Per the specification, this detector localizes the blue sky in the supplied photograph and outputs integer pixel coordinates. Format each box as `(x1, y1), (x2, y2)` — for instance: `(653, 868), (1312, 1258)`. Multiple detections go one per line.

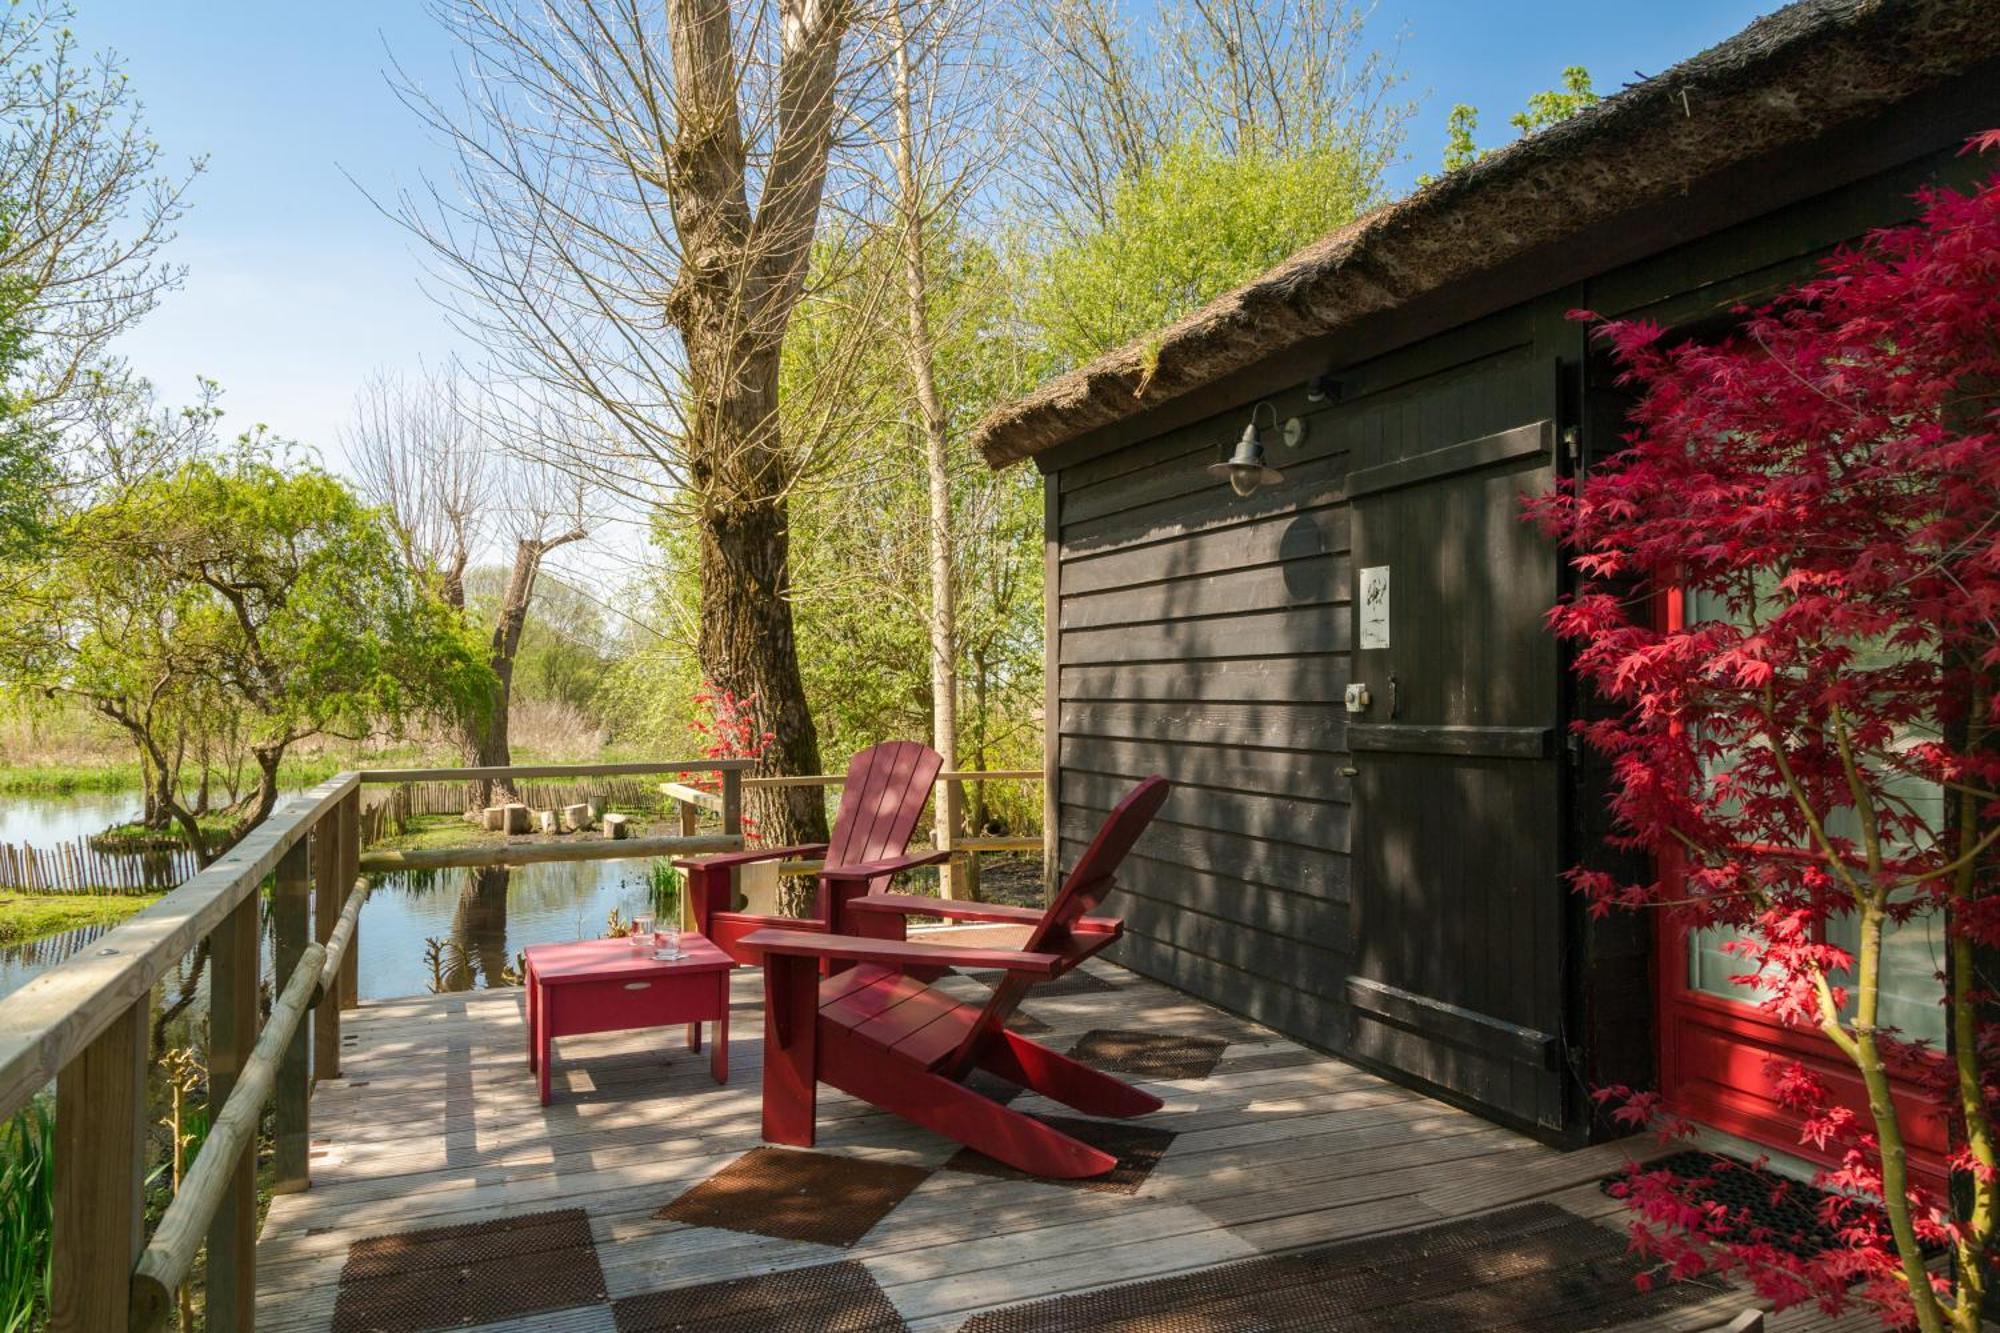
(87, 0), (1775, 476)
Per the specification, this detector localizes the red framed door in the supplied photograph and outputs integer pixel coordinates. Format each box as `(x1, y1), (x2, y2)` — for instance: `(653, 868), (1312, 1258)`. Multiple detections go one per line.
(1651, 587), (1951, 1182)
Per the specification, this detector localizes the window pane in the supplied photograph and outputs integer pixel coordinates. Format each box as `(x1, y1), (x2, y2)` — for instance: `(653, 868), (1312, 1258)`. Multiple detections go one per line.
(1824, 902), (1946, 1045)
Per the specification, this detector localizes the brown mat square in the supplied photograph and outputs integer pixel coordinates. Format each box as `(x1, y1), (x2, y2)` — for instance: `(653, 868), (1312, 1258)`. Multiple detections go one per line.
(656, 1148), (932, 1247)
(1068, 1029), (1228, 1081)
(958, 1202), (1721, 1331)
(332, 1207), (606, 1333)
(612, 1259), (906, 1331)
(943, 1114), (1177, 1195)
(1005, 1009), (1051, 1035)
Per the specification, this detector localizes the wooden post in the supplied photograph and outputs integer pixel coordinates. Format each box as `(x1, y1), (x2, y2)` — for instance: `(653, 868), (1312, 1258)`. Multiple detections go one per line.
(48, 1000), (147, 1333)
(205, 888), (260, 1331)
(935, 778), (962, 900)
(313, 809), (341, 1082)
(721, 767), (743, 908)
(273, 837), (311, 1193)
(338, 789), (360, 1011)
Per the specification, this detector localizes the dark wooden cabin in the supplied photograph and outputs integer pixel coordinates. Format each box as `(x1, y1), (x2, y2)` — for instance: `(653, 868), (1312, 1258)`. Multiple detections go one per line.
(972, 0), (2000, 1158)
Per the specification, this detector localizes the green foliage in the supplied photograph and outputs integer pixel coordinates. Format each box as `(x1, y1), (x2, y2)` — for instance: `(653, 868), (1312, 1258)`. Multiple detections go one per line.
(1440, 105), (1480, 174)
(6, 447), (491, 827)
(0, 1099), (53, 1333)
(1023, 135), (1380, 370)
(1429, 65), (1599, 179)
(0, 213), (51, 563)
(1508, 66), (1598, 136)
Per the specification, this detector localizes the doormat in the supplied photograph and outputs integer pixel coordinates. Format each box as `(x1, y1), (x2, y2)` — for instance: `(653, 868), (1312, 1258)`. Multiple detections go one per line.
(656, 1147), (932, 1247)
(612, 1259), (906, 1332)
(332, 1207), (606, 1333)
(1068, 1029), (1228, 1081)
(1599, 1149), (1929, 1262)
(958, 1202), (1721, 1331)
(943, 1114), (1176, 1195)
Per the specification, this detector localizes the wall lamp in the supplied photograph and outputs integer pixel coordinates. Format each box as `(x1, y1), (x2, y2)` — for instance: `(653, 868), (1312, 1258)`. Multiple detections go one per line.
(1208, 401), (1289, 498)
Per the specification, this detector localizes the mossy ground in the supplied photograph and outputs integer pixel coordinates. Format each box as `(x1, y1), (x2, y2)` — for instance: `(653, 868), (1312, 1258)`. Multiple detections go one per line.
(0, 891), (160, 944)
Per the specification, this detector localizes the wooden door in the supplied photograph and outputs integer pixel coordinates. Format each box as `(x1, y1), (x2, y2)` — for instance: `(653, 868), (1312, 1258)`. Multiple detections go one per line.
(1344, 414), (1568, 1132)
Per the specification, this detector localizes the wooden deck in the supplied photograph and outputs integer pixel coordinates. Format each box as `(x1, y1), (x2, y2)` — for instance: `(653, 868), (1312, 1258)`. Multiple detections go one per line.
(255, 951), (1871, 1332)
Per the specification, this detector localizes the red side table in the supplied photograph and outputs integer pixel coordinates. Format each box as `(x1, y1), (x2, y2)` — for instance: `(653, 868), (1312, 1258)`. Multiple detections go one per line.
(522, 933), (733, 1105)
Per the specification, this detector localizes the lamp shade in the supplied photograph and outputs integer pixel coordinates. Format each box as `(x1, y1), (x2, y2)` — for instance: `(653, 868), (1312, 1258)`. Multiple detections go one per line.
(1207, 421), (1285, 496)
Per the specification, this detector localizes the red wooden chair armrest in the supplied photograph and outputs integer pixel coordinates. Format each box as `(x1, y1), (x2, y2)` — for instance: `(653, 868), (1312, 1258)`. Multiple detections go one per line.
(740, 928), (1061, 977)
(672, 842), (830, 871)
(818, 850), (951, 882)
(848, 894), (1122, 936)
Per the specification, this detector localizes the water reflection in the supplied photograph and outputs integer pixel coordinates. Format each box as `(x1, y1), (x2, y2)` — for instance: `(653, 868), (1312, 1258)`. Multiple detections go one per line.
(0, 853), (672, 1004)
(355, 858), (668, 1001)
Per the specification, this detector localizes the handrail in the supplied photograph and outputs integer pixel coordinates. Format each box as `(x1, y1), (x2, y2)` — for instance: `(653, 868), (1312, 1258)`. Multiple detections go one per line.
(315, 878), (368, 1002)
(658, 766), (1048, 902)
(0, 754), (750, 1330)
(0, 772), (357, 1124)
(129, 938), (327, 1331)
(356, 759), (752, 783)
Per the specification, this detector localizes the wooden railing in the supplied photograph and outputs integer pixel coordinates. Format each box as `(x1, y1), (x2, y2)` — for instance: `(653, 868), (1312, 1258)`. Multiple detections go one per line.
(660, 768), (1044, 902)
(0, 758), (750, 1333)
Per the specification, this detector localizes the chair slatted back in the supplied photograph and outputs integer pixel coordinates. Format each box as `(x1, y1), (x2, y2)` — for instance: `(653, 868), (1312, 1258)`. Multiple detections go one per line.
(823, 740), (944, 877)
(943, 776), (1169, 1078)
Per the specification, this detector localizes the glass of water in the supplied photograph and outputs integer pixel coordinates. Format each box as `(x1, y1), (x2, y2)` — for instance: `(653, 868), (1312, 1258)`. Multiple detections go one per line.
(632, 913), (654, 950)
(655, 921), (683, 961)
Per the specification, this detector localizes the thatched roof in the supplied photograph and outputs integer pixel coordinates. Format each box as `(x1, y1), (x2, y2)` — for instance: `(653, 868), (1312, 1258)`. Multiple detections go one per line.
(974, 0), (2000, 468)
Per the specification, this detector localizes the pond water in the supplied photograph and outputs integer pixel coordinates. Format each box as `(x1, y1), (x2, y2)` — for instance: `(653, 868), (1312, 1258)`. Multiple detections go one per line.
(0, 790), (675, 1004)
(0, 790), (143, 845)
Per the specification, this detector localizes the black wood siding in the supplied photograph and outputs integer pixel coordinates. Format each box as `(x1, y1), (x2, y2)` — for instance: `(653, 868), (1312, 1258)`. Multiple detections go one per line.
(1041, 131), (1998, 1142)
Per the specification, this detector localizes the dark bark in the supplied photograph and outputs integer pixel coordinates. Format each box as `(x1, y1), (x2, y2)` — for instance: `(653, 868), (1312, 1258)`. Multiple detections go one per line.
(696, 489), (829, 848)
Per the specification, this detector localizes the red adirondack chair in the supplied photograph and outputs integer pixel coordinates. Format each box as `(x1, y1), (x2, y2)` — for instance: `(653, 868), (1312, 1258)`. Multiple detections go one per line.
(676, 740), (945, 964)
(741, 775), (1170, 1179)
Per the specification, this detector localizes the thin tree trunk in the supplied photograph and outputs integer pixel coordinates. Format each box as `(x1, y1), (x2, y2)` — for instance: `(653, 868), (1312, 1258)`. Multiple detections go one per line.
(464, 530), (583, 810)
(887, 2), (959, 861)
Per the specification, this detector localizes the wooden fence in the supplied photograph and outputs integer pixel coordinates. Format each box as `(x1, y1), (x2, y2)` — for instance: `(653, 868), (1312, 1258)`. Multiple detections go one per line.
(660, 767), (1046, 902)
(0, 757), (753, 1332)
(0, 835), (199, 894)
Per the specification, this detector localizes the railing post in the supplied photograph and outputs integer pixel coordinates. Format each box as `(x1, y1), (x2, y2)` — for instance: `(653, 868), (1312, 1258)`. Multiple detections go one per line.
(273, 836), (311, 1193)
(205, 882), (260, 1331)
(935, 777), (962, 901)
(313, 808), (341, 1082)
(48, 999), (146, 1333)
(677, 797), (701, 932)
(721, 766), (743, 907)
(338, 789), (360, 1011)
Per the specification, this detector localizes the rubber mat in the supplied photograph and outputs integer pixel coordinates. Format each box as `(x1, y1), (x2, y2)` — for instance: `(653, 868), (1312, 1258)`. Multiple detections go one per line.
(959, 1202), (1722, 1331)
(944, 1113), (1177, 1195)
(1601, 1148), (1923, 1261)
(1068, 1029), (1228, 1081)
(656, 1147), (933, 1246)
(612, 1259), (906, 1331)
(332, 1207), (606, 1333)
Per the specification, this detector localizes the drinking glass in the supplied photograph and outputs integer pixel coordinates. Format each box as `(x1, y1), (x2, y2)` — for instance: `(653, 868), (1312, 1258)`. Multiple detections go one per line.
(655, 922), (683, 961)
(632, 913), (655, 950)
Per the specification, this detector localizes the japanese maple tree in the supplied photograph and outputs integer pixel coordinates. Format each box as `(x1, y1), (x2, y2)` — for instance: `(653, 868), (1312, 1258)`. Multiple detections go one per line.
(1528, 135), (2000, 1332)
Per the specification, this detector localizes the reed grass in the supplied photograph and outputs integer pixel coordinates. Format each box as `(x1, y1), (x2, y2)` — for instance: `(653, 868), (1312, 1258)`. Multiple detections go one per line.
(0, 1100), (54, 1333)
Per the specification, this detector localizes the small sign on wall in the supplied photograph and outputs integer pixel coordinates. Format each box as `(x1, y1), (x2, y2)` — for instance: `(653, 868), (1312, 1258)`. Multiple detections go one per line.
(1359, 565), (1390, 649)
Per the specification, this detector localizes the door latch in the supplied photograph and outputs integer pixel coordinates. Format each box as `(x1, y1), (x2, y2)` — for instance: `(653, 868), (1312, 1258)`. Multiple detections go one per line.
(1343, 682), (1371, 714)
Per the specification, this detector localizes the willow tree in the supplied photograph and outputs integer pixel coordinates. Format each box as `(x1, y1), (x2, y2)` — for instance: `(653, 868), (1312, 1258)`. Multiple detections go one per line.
(391, 0), (870, 845)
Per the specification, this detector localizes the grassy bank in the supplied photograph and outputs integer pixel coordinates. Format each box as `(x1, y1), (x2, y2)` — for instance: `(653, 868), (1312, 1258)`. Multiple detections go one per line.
(0, 891), (160, 944)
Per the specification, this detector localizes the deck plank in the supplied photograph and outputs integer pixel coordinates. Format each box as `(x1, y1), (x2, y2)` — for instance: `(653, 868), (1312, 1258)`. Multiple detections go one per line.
(255, 960), (1864, 1332)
